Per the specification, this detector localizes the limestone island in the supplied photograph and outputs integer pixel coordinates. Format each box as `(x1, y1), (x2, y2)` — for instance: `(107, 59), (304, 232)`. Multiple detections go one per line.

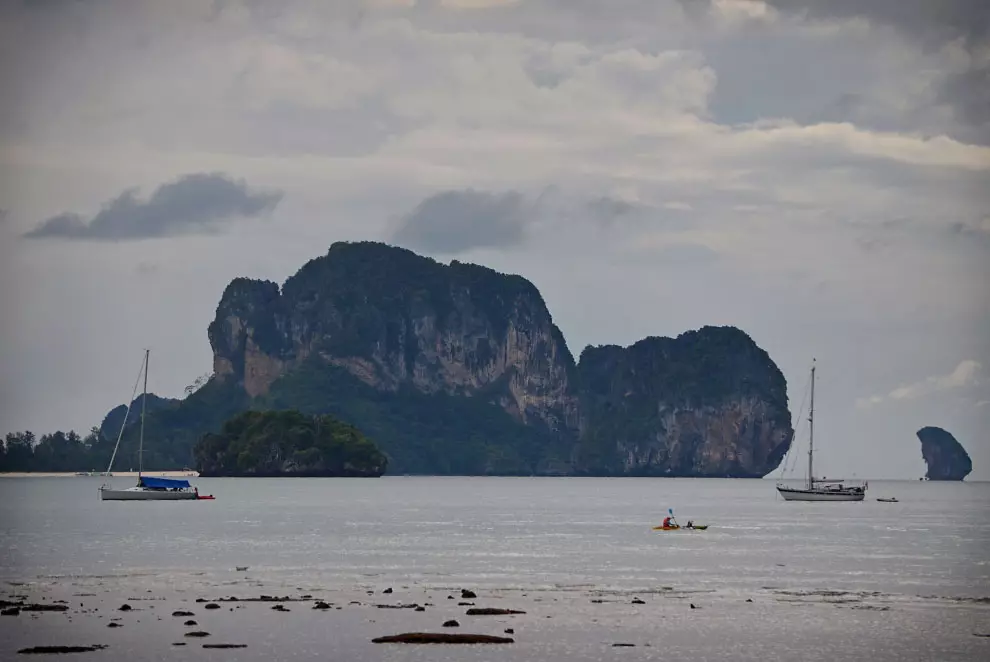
(88, 241), (794, 477)
(916, 426), (972, 481)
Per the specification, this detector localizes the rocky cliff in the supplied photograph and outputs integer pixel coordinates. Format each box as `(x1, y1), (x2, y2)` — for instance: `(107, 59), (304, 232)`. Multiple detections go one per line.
(576, 327), (792, 477)
(208, 242), (579, 435)
(101, 241), (793, 475)
(917, 426), (972, 481)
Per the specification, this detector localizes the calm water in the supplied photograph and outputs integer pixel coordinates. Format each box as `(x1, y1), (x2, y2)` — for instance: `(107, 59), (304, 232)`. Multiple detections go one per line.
(1, 477), (988, 660)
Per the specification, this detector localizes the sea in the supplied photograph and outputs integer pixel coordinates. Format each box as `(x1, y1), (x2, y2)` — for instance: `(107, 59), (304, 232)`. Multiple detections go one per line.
(0, 476), (987, 661)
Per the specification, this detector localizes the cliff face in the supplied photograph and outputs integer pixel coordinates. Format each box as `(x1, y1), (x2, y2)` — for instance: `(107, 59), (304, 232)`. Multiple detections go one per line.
(208, 242), (579, 435)
(575, 327), (792, 477)
(917, 426), (972, 481)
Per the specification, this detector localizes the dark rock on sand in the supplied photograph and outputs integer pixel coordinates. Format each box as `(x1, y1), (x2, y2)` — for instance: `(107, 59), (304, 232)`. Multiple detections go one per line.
(172, 611), (194, 617)
(613, 643), (636, 647)
(203, 644), (248, 649)
(118, 604), (132, 612)
(690, 603), (696, 609)
(372, 633), (513, 644)
(107, 623), (122, 628)
(461, 590), (477, 599)
(313, 602), (331, 610)
(442, 620), (460, 627)
(185, 631), (211, 638)
(172, 643), (186, 646)
(383, 588), (393, 594)
(271, 604), (290, 612)
(2, 608), (19, 616)
(204, 603), (220, 610)
(20, 604), (69, 613)
(18, 646), (108, 654)
(466, 608), (526, 615)
(631, 598), (645, 604)
(457, 602), (474, 606)
(504, 628), (514, 634)
(414, 606), (426, 612)
(184, 620), (198, 626)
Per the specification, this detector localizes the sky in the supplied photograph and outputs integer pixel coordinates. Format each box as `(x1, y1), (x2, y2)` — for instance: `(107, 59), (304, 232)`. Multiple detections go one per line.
(0, 0), (987, 479)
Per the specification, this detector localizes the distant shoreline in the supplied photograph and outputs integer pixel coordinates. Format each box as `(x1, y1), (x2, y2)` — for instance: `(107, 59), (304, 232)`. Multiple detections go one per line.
(0, 471), (199, 478)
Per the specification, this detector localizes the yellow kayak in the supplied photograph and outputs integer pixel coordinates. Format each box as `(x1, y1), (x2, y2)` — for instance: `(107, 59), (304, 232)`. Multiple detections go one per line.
(652, 525), (708, 531)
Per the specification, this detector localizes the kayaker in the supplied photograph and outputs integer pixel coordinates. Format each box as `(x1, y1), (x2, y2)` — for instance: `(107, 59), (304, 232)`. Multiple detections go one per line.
(686, 520), (694, 529)
(662, 516), (675, 528)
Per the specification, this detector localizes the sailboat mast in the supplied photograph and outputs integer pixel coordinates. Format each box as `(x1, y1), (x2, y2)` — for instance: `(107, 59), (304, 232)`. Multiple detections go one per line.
(808, 358), (815, 490)
(139, 349), (149, 478)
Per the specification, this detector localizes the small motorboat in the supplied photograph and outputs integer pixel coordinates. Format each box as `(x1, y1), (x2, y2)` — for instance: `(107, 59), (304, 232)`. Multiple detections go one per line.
(877, 497), (899, 503)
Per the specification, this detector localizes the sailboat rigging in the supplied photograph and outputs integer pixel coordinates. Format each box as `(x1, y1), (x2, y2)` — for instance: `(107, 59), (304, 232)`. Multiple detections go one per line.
(776, 359), (866, 502)
(99, 349), (210, 501)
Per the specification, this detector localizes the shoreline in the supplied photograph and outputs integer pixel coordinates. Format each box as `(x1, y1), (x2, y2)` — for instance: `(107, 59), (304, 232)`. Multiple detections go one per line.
(0, 471), (199, 478)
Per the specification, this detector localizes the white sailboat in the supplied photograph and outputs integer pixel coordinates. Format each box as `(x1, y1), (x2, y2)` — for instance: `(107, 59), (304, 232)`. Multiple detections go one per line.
(99, 350), (206, 501)
(776, 359), (866, 502)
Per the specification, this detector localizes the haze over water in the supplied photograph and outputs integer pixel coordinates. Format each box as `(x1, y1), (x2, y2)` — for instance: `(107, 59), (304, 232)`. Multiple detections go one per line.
(1, 477), (988, 660)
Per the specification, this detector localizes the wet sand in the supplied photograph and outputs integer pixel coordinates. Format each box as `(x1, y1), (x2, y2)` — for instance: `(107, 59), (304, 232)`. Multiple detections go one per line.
(1, 574), (988, 661)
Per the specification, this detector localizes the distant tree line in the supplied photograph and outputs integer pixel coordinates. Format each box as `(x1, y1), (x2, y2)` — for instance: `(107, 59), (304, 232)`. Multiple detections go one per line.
(0, 429), (117, 473)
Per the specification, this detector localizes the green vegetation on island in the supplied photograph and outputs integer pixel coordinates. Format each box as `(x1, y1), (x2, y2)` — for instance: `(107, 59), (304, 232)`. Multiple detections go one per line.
(0, 429), (109, 473)
(193, 410), (387, 477)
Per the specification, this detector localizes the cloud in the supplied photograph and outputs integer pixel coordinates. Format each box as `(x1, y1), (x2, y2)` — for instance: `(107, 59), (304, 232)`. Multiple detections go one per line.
(950, 216), (990, 239)
(390, 189), (527, 254)
(857, 359), (984, 408)
(441, 0), (522, 8)
(759, 0), (990, 139)
(587, 196), (637, 223)
(23, 173), (283, 241)
(758, 0), (988, 41)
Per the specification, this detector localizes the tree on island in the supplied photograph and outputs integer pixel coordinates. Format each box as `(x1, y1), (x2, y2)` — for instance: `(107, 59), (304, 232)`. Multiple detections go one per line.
(193, 409), (387, 477)
(0, 428), (111, 473)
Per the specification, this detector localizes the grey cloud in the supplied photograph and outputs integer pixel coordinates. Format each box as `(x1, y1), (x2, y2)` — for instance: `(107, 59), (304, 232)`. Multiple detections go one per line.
(391, 189), (526, 254)
(761, 0), (989, 136)
(587, 196), (637, 222)
(654, 242), (720, 265)
(949, 219), (990, 246)
(937, 62), (990, 127)
(761, 0), (988, 42)
(23, 173), (283, 241)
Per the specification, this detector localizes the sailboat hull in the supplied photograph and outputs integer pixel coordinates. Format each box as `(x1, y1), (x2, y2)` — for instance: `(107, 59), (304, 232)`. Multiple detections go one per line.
(99, 488), (198, 501)
(777, 486), (865, 502)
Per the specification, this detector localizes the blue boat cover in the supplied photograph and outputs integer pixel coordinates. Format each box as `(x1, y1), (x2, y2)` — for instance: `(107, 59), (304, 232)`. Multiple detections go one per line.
(139, 476), (191, 489)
